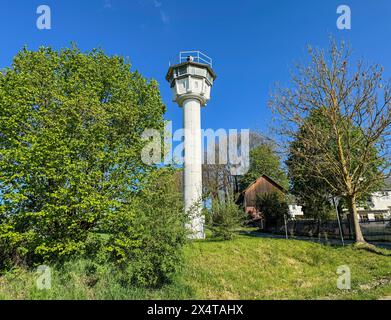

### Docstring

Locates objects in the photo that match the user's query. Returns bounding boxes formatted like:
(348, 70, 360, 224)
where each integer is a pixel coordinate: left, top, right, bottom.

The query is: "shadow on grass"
(353, 242, 391, 257)
(195, 238, 226, 243)
(239, 229, 391, 255)
(238, 229, 347, 249)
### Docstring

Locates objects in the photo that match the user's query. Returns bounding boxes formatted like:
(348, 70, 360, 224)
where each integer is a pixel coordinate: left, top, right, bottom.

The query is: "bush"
(207, 195, 246, 240)
(256, 192, 289, 228)
(102, 169, 188, 287)
(0, 225, 35, 270)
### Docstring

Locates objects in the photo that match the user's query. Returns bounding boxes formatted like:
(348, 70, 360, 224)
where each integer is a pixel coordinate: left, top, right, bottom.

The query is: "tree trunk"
(347, 195, 366, 243)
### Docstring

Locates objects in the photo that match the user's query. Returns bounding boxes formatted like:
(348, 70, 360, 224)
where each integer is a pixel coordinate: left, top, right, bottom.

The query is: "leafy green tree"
(0, 46, 171, 270)
(206, 194, 246, 240)
(239, 144, 288, 192)
(256, 192, 289, 228)
(287, 111, 336, 220)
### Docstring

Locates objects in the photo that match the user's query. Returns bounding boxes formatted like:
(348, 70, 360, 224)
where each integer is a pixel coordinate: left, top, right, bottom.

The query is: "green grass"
(1, 234, 390, 300)
(181, 236, 391, 299)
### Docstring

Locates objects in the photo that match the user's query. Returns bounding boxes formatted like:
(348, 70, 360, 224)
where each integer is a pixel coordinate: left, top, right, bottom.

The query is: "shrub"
(0, 225, 35, 270)
(256, 192, 289, 228)
(207, 195, 246, 240)
(102, 168, 188, 287)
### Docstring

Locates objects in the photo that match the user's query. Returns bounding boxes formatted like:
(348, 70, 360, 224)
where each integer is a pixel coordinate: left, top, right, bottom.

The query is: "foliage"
(0, 258, 193, 300)
(239, 144, 288, 192)
(256, 192, 289, 227)
(287, 109, 382, 220)
(287, 111, 337, 220)
(1, 235, 390, 300)
(0, 46, 186, 287)
(202, 131, 270, 197)
(206, 194, 246, 240)
(269, 39, 391, 242)
(102, 168, 188, 287)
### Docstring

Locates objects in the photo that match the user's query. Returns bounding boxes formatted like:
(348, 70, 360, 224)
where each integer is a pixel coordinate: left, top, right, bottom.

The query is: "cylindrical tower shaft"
(183, 98, 203, 239)
(166, 52, 216, 240)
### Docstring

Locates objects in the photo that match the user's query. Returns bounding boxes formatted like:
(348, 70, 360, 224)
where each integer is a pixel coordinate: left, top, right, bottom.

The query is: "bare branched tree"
(202, 131, 269, 198)
(269, 40, 391, 243)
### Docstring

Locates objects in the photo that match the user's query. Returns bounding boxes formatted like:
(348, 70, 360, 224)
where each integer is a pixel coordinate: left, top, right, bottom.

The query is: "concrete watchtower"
(166, 51, 217, 239)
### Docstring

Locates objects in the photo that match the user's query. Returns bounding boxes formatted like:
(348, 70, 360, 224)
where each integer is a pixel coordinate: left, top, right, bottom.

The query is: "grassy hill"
(180, 236, 391, 300)
(1, 234, 390, 300)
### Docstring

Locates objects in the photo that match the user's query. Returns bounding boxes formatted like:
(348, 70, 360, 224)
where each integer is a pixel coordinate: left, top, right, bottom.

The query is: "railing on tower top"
(179, 51, 213, 68)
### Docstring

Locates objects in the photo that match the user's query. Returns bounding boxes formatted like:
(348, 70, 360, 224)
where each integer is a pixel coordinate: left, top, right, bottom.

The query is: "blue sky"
(1, 0, 391, 135)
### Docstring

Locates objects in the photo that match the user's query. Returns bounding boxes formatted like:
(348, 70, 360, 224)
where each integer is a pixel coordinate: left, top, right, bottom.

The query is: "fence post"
(284, 214, 288, 240)
(333, 197, 345, 246)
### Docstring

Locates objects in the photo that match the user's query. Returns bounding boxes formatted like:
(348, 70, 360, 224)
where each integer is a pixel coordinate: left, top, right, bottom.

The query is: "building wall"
(356, 190, 391, 221)
(243, 176, 284, 208)
(240, 175, 303, 220)
(369, 191, 391, 211)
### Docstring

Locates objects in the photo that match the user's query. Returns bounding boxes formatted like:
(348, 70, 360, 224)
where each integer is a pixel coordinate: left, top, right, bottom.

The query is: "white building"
(288, 204, 304, 219)
(356, 178, 391, 221)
